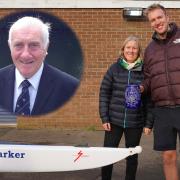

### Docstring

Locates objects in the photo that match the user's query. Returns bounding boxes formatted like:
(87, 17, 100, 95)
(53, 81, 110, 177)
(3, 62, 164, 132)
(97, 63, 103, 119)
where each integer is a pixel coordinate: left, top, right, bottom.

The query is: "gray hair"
(8, 16, 51, 49)
(119, 36, 142, 59)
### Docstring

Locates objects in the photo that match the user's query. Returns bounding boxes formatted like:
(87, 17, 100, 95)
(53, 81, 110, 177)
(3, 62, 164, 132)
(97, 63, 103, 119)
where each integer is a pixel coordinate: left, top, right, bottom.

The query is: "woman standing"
(99, 36, 152, 180)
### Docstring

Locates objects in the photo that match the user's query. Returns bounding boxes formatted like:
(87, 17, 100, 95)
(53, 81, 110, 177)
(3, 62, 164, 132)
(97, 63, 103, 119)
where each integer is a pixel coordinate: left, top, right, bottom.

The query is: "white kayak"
(0, 144, 142, 172)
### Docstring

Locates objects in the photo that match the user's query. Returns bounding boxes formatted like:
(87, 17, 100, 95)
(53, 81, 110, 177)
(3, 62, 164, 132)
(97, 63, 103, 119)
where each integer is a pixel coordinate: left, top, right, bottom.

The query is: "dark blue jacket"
(0, 63, 79, 116)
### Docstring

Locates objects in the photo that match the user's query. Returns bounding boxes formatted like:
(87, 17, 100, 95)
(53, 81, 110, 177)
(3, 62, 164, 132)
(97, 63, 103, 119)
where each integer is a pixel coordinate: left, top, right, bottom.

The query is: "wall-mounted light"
(123, 7, 145, 20)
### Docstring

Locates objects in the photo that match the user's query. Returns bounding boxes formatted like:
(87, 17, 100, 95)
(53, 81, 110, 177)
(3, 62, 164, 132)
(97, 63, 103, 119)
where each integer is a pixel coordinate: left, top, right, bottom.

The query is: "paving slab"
(0, 128, 179, 180)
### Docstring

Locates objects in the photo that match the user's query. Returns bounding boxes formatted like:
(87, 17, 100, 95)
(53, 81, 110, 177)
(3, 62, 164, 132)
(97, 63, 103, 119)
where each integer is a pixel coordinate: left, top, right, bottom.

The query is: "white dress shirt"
(13, 63, 44, 113)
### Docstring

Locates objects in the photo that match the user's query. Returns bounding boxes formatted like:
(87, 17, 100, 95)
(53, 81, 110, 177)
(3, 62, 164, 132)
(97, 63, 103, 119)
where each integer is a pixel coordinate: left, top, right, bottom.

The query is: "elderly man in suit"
(0, 16, 79, 116)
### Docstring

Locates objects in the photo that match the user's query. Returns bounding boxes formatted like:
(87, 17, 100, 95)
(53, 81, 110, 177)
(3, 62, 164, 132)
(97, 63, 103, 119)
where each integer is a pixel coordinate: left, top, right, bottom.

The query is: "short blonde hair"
(144, 3, 166, 17)
(119, 36, 142, 59)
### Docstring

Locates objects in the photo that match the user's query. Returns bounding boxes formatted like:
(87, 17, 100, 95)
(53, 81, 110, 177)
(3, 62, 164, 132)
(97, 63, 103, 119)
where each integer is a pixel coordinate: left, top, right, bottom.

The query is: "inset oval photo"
(0, 10, 83, 116)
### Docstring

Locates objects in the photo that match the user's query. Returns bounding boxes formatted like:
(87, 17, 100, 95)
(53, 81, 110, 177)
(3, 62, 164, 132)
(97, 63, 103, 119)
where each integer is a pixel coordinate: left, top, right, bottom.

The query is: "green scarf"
(119, 57, 143, 70)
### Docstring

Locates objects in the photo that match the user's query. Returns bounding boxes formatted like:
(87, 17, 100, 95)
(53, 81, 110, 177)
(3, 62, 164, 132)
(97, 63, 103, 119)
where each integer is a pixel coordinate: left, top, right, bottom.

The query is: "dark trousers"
(101, 124, 143, 180)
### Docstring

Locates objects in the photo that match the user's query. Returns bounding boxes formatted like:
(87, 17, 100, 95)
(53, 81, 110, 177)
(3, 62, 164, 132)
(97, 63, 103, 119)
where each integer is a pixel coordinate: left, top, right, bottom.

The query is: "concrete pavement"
(0, 128, 179, 180)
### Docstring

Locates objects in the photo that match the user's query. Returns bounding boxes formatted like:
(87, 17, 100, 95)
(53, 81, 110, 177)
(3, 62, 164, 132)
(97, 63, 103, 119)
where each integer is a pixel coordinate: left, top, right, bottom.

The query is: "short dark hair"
(144, 3, 166, 17)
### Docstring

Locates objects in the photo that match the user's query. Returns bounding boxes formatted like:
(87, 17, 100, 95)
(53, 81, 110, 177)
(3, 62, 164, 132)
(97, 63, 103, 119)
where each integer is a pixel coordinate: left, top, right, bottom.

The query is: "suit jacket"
(0, 63, 79, 116)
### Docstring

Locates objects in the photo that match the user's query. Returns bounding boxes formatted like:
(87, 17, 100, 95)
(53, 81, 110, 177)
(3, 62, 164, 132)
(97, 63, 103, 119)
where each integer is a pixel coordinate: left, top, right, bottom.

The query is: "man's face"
(9, 27, 47, 78)
(147, 8, 169, 38)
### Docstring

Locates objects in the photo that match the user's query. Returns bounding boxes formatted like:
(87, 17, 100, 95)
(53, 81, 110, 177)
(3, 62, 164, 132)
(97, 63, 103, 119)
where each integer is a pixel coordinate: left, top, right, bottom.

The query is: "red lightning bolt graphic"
(74, 150, 83, 162)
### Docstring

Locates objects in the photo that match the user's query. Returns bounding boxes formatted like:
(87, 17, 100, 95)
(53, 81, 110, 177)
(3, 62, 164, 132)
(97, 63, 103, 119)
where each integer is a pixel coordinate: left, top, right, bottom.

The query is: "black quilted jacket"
(99, 59, 153, 128)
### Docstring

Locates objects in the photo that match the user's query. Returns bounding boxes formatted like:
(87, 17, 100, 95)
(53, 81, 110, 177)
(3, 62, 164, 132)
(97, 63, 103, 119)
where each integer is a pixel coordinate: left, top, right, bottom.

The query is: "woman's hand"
(102, 123, 111, 131)
(144, 127, 152, 135)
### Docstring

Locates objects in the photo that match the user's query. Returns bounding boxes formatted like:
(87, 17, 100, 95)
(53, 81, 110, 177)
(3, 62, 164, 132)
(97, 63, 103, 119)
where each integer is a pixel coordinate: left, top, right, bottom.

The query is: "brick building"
(0, 0, 180, 129)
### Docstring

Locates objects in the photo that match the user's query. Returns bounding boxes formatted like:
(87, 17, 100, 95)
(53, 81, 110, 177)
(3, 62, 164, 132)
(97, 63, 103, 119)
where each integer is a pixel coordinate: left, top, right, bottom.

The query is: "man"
(0, 16, 79, 116)
(143, 4, 180, 180)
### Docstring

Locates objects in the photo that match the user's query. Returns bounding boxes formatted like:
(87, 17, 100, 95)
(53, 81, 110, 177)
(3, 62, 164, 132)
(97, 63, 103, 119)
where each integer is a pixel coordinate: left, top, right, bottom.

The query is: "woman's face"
(123, 40, 139, 63)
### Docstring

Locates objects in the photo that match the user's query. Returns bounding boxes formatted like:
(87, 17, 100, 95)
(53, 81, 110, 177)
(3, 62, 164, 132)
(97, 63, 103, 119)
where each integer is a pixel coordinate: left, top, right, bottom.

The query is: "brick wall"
(1, 8, 180, 129)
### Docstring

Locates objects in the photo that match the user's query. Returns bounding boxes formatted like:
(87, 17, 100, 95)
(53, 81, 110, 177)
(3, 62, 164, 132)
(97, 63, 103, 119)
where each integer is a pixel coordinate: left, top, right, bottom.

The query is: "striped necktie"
(15, 80, 31, 115)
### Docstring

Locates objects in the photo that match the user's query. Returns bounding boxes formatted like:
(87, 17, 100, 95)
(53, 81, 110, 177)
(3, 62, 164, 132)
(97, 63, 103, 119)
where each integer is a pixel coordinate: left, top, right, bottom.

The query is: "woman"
(99, 36, 152, 180)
